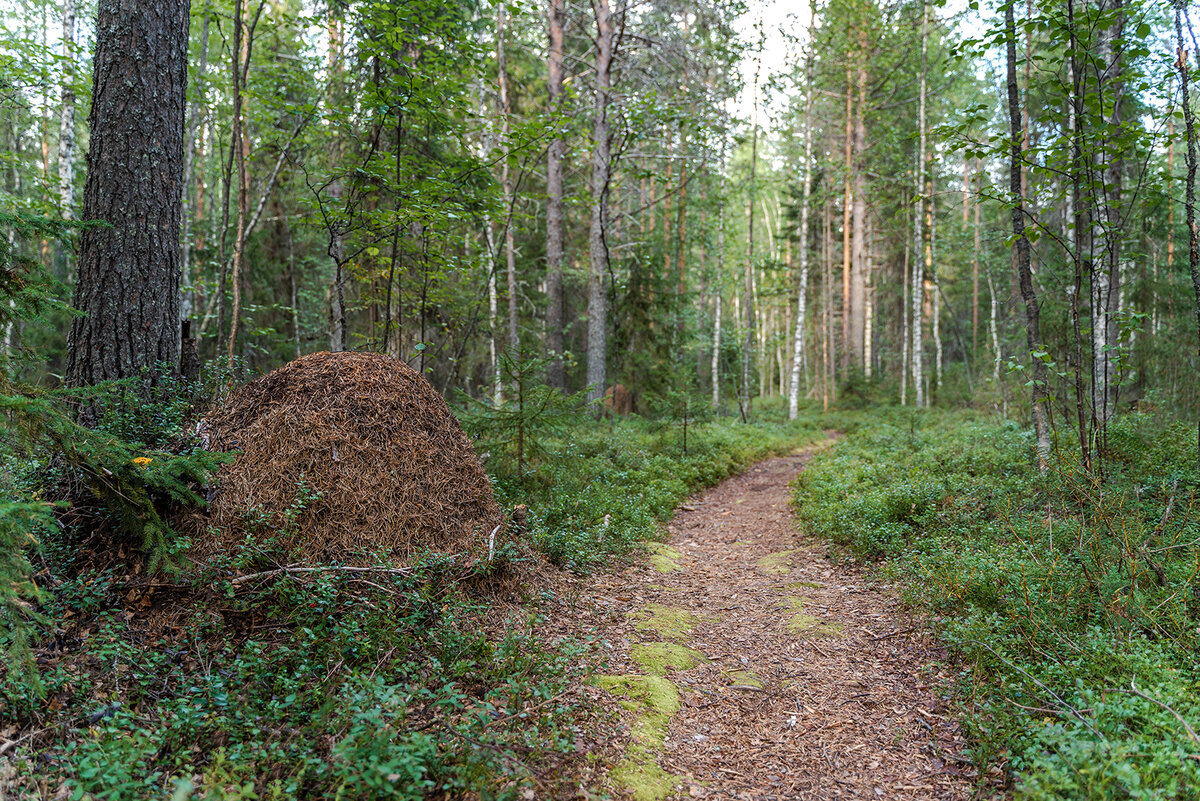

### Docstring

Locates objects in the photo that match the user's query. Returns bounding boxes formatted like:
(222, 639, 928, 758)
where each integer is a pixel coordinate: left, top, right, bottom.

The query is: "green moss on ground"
(646, 542, 685, 573)
(611, 746, 685, 801)
(593, 674, 685, 799)
(757, 549, 798, 575)
(631, 642, 707, 676)
(631, 603, 701, 641)
(780, 596, 843, 638)
(725, 669, 764, 688)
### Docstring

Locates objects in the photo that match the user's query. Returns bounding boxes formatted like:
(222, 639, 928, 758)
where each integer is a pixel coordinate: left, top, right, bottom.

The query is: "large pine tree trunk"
(545, 0, 566, 388)
(849, 36, 868, 369)
(66, 0, 189, 390)
(586, 0, 614, 407)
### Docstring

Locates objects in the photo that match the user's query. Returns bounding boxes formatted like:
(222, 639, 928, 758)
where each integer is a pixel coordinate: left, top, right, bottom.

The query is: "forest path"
(564, 444, 976, 800)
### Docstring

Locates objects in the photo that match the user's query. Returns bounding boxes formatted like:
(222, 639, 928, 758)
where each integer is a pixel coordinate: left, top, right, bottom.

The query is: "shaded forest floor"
(547, 444, 979, 800)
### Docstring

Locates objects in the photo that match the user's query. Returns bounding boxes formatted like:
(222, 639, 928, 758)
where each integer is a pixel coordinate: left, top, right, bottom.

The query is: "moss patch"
(787, 580, 824, 590)
(631, 603, 701, 641)
(631, 642, 707, 676)
(758, 549, 798, 575)
(646, 542, 685, 573)
(725, 669, 765, 689)
(611, 747, 685, 801)
(594, 675, 685, 799)
(780, 596, 844, 638)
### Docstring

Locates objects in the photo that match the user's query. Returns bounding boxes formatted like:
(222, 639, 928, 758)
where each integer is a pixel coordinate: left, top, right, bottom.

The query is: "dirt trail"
(563, 446, 977, 800)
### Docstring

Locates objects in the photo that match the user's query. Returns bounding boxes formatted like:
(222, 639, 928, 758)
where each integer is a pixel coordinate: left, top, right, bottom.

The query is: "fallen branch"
(1110, 679, 1200, 747)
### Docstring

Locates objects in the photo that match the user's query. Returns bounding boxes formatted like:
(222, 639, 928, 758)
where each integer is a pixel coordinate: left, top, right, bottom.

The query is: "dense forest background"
(2, 0, 1195, 444)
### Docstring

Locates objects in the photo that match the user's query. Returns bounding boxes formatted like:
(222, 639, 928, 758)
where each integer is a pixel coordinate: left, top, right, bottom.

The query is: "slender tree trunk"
(743, 62, 760, 415)
(989, 271, 1001, 381)
(66, 0, 189, 390)
(1006, 0, 1051, 471)
(57, 0, 76, 220)
(901, 221, 910, 404)
(849, 35, 868, 369)
(486, 220, 502, 404)
(1068, 0, 1090, 470)
(180, 2, 209, 323)
(842, 67, 852, 367)
(545, 0, 566, 388)
(226, 0, 249, 363)
(1091, 0, 1124, 437)
(498, 3, 518, 352)
(1176, 5, 1200, 472)
(327, 12, 346, 353)
(912, 1, 928, 409)
(586, 0, 614, 407)
(789, 53, 814, 420)
(931, 183, 941, 391)
(971, 158, 979, 356)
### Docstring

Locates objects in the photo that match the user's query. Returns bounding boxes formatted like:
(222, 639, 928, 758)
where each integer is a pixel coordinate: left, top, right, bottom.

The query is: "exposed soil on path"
(555, 444, 979, 800)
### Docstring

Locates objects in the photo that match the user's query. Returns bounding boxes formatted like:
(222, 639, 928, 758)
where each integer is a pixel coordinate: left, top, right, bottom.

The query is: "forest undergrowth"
(794, 409, 1200, 799)
(0, 377, 819, 800)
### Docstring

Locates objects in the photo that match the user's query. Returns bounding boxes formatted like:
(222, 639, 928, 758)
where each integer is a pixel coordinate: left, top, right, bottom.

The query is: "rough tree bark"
(545, 0, 566, 388)
(586, 0, 614, 407)
(66, 0, 189, 391)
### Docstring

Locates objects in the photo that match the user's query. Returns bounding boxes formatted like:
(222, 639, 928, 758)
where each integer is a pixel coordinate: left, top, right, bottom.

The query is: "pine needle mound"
(187, 351, 502, 565)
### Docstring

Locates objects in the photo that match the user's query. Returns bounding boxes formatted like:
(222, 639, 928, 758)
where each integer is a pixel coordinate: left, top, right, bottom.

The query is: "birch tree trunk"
(1091, 0, 1124, 432)
(788, 52, 814, 420)
(497, 3, 518, 352)
(57, 0, 76, 219)
(911, 0, 928, 409)
(180, 3, 209, 322)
